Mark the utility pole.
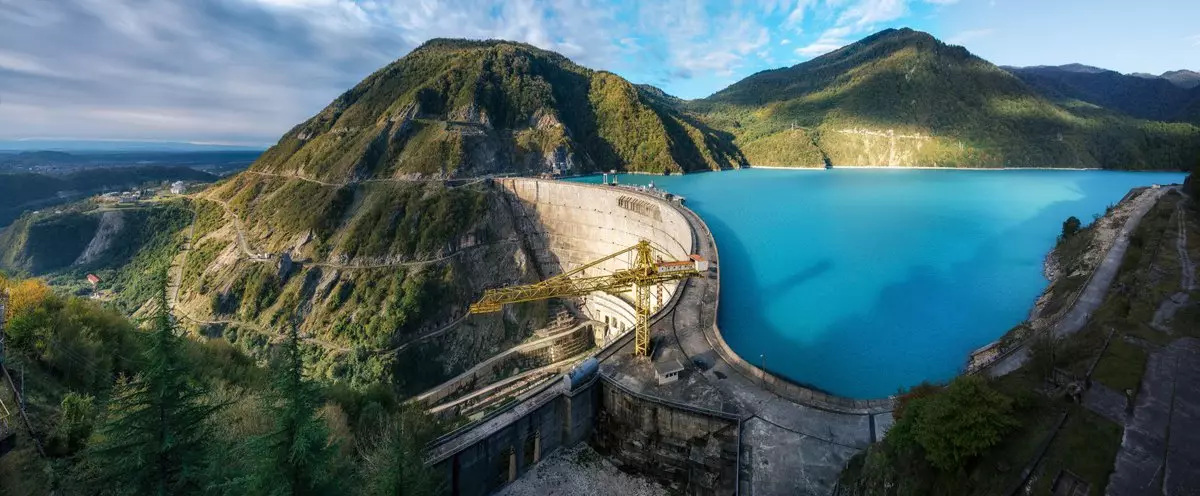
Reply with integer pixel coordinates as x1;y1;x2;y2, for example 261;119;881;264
760;353;766;386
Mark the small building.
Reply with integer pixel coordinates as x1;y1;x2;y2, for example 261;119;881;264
689;254;709;272
86;274;101;286
654;357;684;385
170;181;186;194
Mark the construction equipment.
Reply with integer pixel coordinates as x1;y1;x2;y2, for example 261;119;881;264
469;240;705;357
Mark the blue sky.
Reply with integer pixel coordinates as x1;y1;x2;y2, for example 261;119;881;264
1;0;1196;146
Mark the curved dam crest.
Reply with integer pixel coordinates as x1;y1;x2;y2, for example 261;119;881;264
570;168;1187;398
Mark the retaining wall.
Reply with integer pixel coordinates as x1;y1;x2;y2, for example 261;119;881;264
592;376;741;496
429;379;599;496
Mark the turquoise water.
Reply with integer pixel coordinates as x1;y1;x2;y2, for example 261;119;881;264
570;169;1186;398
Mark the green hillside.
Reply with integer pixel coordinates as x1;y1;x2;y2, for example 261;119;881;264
1005;64;1200;124
689;28;1200;169
253;39;744;181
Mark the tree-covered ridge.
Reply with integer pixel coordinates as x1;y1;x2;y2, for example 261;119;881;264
690;28;1200;169
1005;64;1200;124
0;277;441;495
251;39;744;182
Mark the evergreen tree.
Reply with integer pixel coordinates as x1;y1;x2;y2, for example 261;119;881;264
360;406;440;496
239;324;341;496
80;289;221;495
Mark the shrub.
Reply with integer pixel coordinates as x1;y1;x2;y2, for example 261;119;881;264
888;375;1020;472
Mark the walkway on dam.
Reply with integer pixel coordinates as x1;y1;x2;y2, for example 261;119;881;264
600;198;890;496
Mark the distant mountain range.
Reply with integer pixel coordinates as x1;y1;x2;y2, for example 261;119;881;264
1003;64;1200;124
242;28;1198;174
686;29;1199;168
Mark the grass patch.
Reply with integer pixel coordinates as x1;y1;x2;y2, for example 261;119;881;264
1091;338;1148;395
1030;408;1122;496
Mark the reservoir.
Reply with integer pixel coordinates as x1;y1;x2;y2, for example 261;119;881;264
570;168;1186;398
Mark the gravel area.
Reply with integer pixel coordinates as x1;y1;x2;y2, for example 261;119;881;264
495;444;667;496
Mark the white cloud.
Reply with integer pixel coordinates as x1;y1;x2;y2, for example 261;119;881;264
922;0;959;4
795;25;854;57
946;28;995;46
837;0;908;30
795;42;847;56
0;0;957;141
1188;34;1200;46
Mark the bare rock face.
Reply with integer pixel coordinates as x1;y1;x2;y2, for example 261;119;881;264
276;252;294;281
451;102;492;128
74;211;125;266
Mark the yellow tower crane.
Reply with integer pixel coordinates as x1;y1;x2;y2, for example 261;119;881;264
469;240;705;357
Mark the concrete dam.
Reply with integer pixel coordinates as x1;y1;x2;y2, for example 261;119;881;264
427;177;892;496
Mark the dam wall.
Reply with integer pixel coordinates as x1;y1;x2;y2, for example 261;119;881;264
496;178;694;332
425;180;740;496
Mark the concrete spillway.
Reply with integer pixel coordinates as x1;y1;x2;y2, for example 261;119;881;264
497;178;694;340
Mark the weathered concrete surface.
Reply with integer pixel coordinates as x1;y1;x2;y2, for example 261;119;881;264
1151;205;1195;333
742;417;859;496
1083;382;1130;426
988;187;1173;377
592;377;740;496
1108;338;1200;496
498;179;693;332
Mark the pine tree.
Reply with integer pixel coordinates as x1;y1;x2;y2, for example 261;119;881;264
239;324;341;496
81;289;221;495
360;406;440;496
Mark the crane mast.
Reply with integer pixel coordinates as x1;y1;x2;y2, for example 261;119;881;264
469;240;703;356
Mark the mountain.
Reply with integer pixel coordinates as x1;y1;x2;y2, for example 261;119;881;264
1162;69;1200;89
1004;64;1200;124
253;39;743;182
688;28;1200;169
163;39;731;393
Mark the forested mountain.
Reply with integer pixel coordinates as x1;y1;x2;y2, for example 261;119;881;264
1004;64;1200;124
686;28;1200;169
1161;69;1200;89
253;38;743;181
